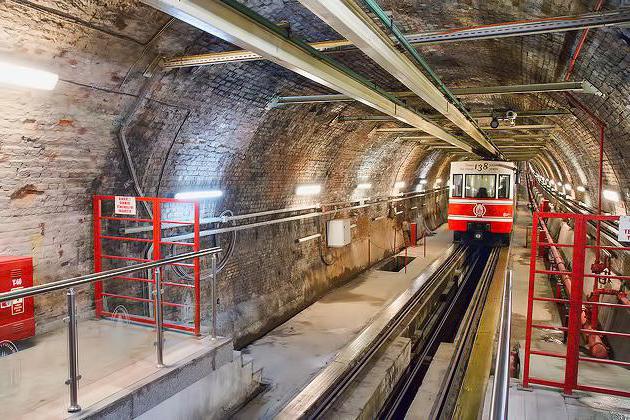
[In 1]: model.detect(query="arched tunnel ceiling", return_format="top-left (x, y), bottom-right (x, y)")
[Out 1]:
top-left (0, 0), bottom-right (628, 219)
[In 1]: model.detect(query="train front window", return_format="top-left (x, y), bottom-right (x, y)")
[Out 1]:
top-left (498, 174), bottom-right (510, 199)
top-left (465, 174), bottom-right (496, 198)
top-left (452, 174), bottom-right (463, 197)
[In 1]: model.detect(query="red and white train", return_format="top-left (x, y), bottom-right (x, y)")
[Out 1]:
top-left (447, 160), bottom-right (516, 245)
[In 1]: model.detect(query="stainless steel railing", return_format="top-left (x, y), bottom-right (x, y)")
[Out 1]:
top-left (489, 269), bottom-right (513, 420)
top-left (0, 246), bottom-right (222, 413)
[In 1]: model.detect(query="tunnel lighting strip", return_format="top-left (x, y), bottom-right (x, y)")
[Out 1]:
top-left (602, 190), bottom-right (620, 202)
top-left (297, 233), bottom-right (322, 243)
top-left (174, 190), bottom-right (223, 199)
top-left (0, 60), bottom-right (58, 90)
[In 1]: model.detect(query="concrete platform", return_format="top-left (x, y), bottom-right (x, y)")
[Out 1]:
top-left (406, 342), bottom-right (455, 419)
top-left (508, 192), bottom-right (630, 417)
top-left (0, 319), bottom-right (259, 419)
top-left (482, 382), bottom-right (630, 420)
top-left (234, 225), bottom-right (454, 419)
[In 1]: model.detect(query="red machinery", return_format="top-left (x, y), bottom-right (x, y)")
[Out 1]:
top-left (448, 160), bottom-right (516, 244)
top-left (0, 256), bottom-right (35, 342)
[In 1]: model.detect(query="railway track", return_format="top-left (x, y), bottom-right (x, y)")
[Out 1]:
top-left (276, 244), bottom-right (503, 419)
top-left (380, 247), bottom-right (501, 419)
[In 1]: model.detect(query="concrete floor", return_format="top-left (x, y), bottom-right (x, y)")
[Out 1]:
top-left (234, 225), bottom-right (454, 419)
top-left (509, 192), bottom-right (630, 418)
top-left (0, 318), bottom-right (216, 419)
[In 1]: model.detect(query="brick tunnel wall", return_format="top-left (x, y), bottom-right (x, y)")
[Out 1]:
top-left (0, 0), bottom-right (627, 343)
top-left (0, 0), bottom-right (449, 340)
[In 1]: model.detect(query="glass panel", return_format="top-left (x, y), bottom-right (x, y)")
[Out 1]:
top-left (0, 288), bottom-right (69, 418)
top-left (498, 174), bottom-right (510, 199)
top-left (451, 174), bottom-right (463, 197)
top-left (465, 174), bottom-right (496, 198)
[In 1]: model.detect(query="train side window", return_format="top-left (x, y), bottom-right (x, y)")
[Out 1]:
top-left (465, 174), bottom-right (496, 198)
top-left (498, 174), bottom-right (510, 199)
top-left (452, 174), bottom-right (463, 197)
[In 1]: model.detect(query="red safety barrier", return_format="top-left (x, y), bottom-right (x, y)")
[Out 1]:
top-left (523, 211), bottom-right (630, 397)
top-left (93, 196), bottom-right (201, 335)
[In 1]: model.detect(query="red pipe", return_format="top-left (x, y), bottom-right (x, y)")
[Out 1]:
top-left (527, 175), bottom-right (609, 358)
top-left (564, 0), bottom-right (604, 81)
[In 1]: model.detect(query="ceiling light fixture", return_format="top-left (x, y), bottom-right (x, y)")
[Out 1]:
top-left (296, 184), bottom-right (322, 196)
top-left (603, 189), bottom-right (620, 202)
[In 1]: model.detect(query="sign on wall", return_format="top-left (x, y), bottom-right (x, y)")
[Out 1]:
top-left (618, 215), bottom-right (630, 242)
top-left (114, 196), bottom-right (136, 215)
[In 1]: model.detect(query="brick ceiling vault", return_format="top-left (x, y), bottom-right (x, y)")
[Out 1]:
top-left (0, 0), bottom-right (628, 219)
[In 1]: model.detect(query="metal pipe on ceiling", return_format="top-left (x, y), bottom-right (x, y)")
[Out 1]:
top-left (161, 9), bottom-right (630, 67)
top-left (270, 81), bottom-right (601, 107)
top-left (141, 0), bottom-right (474, 153)
top-left (336, 109), bottom-right (572, 122)
top-left (296, 0), bottom-right (499, 156)
top-left (480, 124), bottom-right (558, 130)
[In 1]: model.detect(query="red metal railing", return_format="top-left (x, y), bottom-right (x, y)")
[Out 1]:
top-left (93, 196), bottom-right (201, 335)
top-left (523, 211), bottom-right (630, 397)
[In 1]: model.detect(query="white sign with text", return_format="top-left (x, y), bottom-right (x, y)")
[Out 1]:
top-left (114, 196), bottom-right (137, 215)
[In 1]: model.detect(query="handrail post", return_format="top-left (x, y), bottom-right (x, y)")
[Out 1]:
top-left (155, 267), bottom-right (165, 367)
top-left (211, 254), bottom-right (218, 339)
top-left (66, 288), bottom-right (81, 413)
top-left (490, 270), bottom-right (512, 420)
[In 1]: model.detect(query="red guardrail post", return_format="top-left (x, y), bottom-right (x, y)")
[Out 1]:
top-left (152, 199), bottom-right (161, 323)
top-left (523, 211), bottom-right (539, 388)
top-left (564, 214), bottom-right (586, 395)
top-left (93, 196), bottom-right (103, 317)
top-left (193, 202), bottom-right (201, 336)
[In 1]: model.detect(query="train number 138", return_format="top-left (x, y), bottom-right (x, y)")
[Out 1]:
top-left (474, 163), bottom-right (489, 171)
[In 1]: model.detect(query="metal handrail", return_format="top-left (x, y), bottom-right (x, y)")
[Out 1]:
top-left (489, 269), bottom-right (512, 420)
top-left (0, 246), bottom-right (221, 302)
top-left (0, 245), bottom-right (222, 414)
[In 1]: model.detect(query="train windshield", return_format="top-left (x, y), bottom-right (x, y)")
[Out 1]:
top-left (465, 174), bottom-right (496, 198)
top-left (498, 174), bottom-right (511, 199)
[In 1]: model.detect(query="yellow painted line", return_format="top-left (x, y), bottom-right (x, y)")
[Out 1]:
top-left (452, 246), bottom-right (510, 419)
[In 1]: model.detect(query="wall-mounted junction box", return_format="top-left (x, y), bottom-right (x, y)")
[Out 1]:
top-left (327, 219), bottom-right (351, 247)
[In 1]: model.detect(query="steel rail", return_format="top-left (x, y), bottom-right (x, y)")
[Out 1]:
top-left (277, 245), bottom-right (468, 419)
top-left (0, 247), bottom-right (222, 302)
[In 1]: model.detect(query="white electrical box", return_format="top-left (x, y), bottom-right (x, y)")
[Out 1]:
top-left (327, 219), bottom-right (352, 247)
